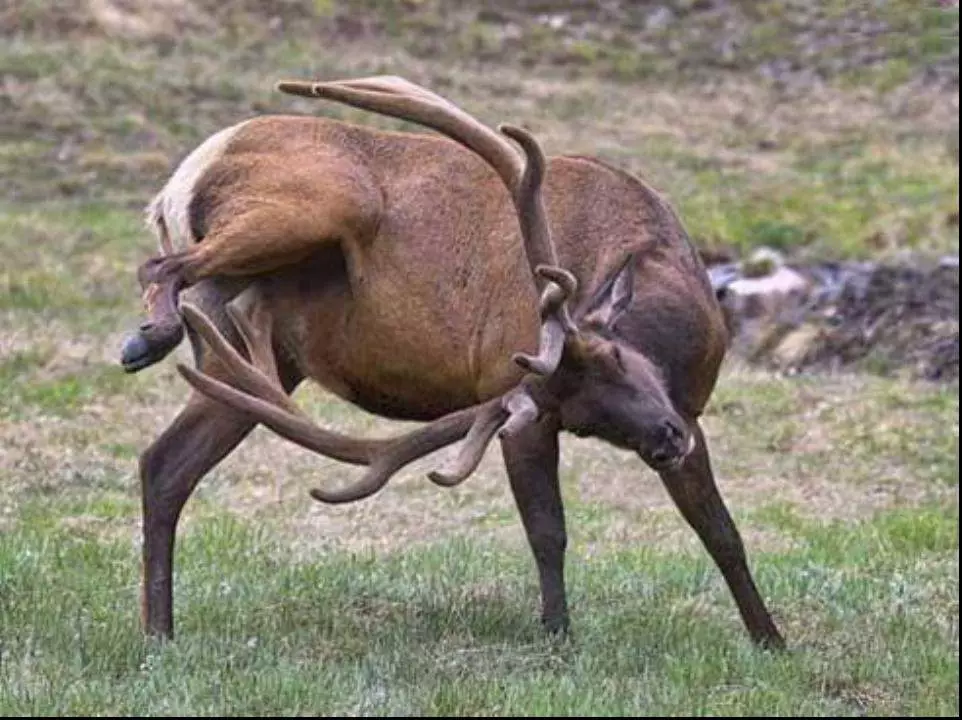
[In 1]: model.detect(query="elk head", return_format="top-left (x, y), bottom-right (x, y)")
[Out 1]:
top-left (534, 260), bottom-right (695, 474)
top-left (176, 76), bottom-right (695, 502)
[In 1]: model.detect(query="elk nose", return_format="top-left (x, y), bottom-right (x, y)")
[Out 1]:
top-left (649, 418), bottom-right (689, 466)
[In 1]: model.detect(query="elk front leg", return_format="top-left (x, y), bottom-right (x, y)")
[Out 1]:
top-left (657, 421), bottom-right (785, 649)
top-left (500, 415), bottom-right (569, 634)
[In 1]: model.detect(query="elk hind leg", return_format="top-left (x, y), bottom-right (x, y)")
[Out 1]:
top-left (140, 344), bottom-right (301, 638)
top-left (123, 174), bottom-right (378, 373)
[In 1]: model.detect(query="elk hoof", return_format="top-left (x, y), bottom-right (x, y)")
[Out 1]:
top-left (542, 614), bottom-right (572, 639)
top-left (120, 320), bottom-right (184, 373)
top-left (756, 631), bottom-right (788, 653)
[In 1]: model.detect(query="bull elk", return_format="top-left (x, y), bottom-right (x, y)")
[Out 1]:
top-left (120, 76), bottom-right (784, 649)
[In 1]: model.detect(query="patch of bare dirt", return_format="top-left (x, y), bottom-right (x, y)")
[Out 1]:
top-left (1, 0), bottom-right (314, 40)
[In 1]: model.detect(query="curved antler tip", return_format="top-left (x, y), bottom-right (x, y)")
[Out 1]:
top-left (309, 487), bottom-right (342, 504)
top-left (497, 417), bottom-right (533, 440)
top-left (512, 351), bottom-right (553, 376)
top-left (275, 80), bottom-right (319, 96)
top-left (499, 123), bottom-right (535, 145)
top-left (535, 264), bottom-right (576, 283)
top-left (512, 352), bottom-right (534, 372)
top-left (427, 469), bottom-right (464, 488)
top-left (497, 411), bottom-right (538, 440)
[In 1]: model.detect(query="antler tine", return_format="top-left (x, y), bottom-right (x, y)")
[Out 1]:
top-left (498, 389), bottom-right (541, 439)
top-left (499, 125), bottom-right (579, 377)
top-left (177, 302), bottom-right (380, 465)
top-left (427, 400), bottom-right (509, 487)
top-left (178, 364), bottom-right (375, 465)
top-left (179, 303), bottom-right (298, 413)
top-left (497, 125), bottom-right (580, 378)
top-left (427, 381), bottom-right (555, 486)
top-left (537, 265), bottom-right (578, 306)
top-left (225, 302), bottom-right (280, 388)
top-left (512, 266), bottom-right (580, 375)
top-left (512, 319), bottom-right (565, 376)
top-left (498, 124), bottom-right (556, 278)
top-left (311, 398), bottom-right (501, 503)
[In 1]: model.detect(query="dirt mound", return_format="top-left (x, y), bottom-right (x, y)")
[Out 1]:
top-left (713, 252), bottom-right (960, 381)
top-left (809, 261), bottom-right (959, 380)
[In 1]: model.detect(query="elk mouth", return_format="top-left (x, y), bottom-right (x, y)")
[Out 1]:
top-left (648, 453), bottom-right (686, 473)
top-left (643, 430), bottom-right (697, 473)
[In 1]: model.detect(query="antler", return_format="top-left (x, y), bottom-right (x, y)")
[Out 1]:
top-left (176, 300), bottom-right (517, 503)
top-left (278, 76), bottom-right (579, 376)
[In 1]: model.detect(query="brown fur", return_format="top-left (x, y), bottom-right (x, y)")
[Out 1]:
top-left (147, 116), bottom-right (722, 416)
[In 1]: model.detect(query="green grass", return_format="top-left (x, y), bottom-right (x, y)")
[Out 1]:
top-left (705, 372), bottom-right (960, 487)
top-left (0, 363), bottom-right (132, 419)
top-left (0, 203), bottom-right (145, 334)
top-left (312, 0), bottom-right (959, 90)
top-left (0, 499), bottom-right (956, 716)
top-left (668, 139), bottom-right (960, 257)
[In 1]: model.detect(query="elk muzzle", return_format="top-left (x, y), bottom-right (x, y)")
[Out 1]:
top-left (641, 416), bottom-right (695, 473)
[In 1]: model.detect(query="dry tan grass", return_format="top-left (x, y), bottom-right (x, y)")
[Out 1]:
top-left (4, 321), bottom-right (953, 562)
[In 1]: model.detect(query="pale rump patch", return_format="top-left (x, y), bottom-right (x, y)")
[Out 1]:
top-left (145, 120), bottom-right (249, 252)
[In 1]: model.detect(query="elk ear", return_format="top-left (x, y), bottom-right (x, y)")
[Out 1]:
top-left (582, 253), bottom-right (635, 330)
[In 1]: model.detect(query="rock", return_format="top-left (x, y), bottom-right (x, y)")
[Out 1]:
top-left (645, 7), bottom-right (675, 31)
top-left (723, 265), bottom-right (811, 320)
top-left (708, 262), bottom-right (740, 294)
top-left (771, 323), bottom-right (824, 370)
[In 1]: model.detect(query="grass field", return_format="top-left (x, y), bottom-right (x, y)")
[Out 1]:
top-left (1, 1), bottom-right (959, 716)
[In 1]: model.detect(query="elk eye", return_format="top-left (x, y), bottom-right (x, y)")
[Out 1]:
top-left (608, 344), bottom-right (626, 373)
